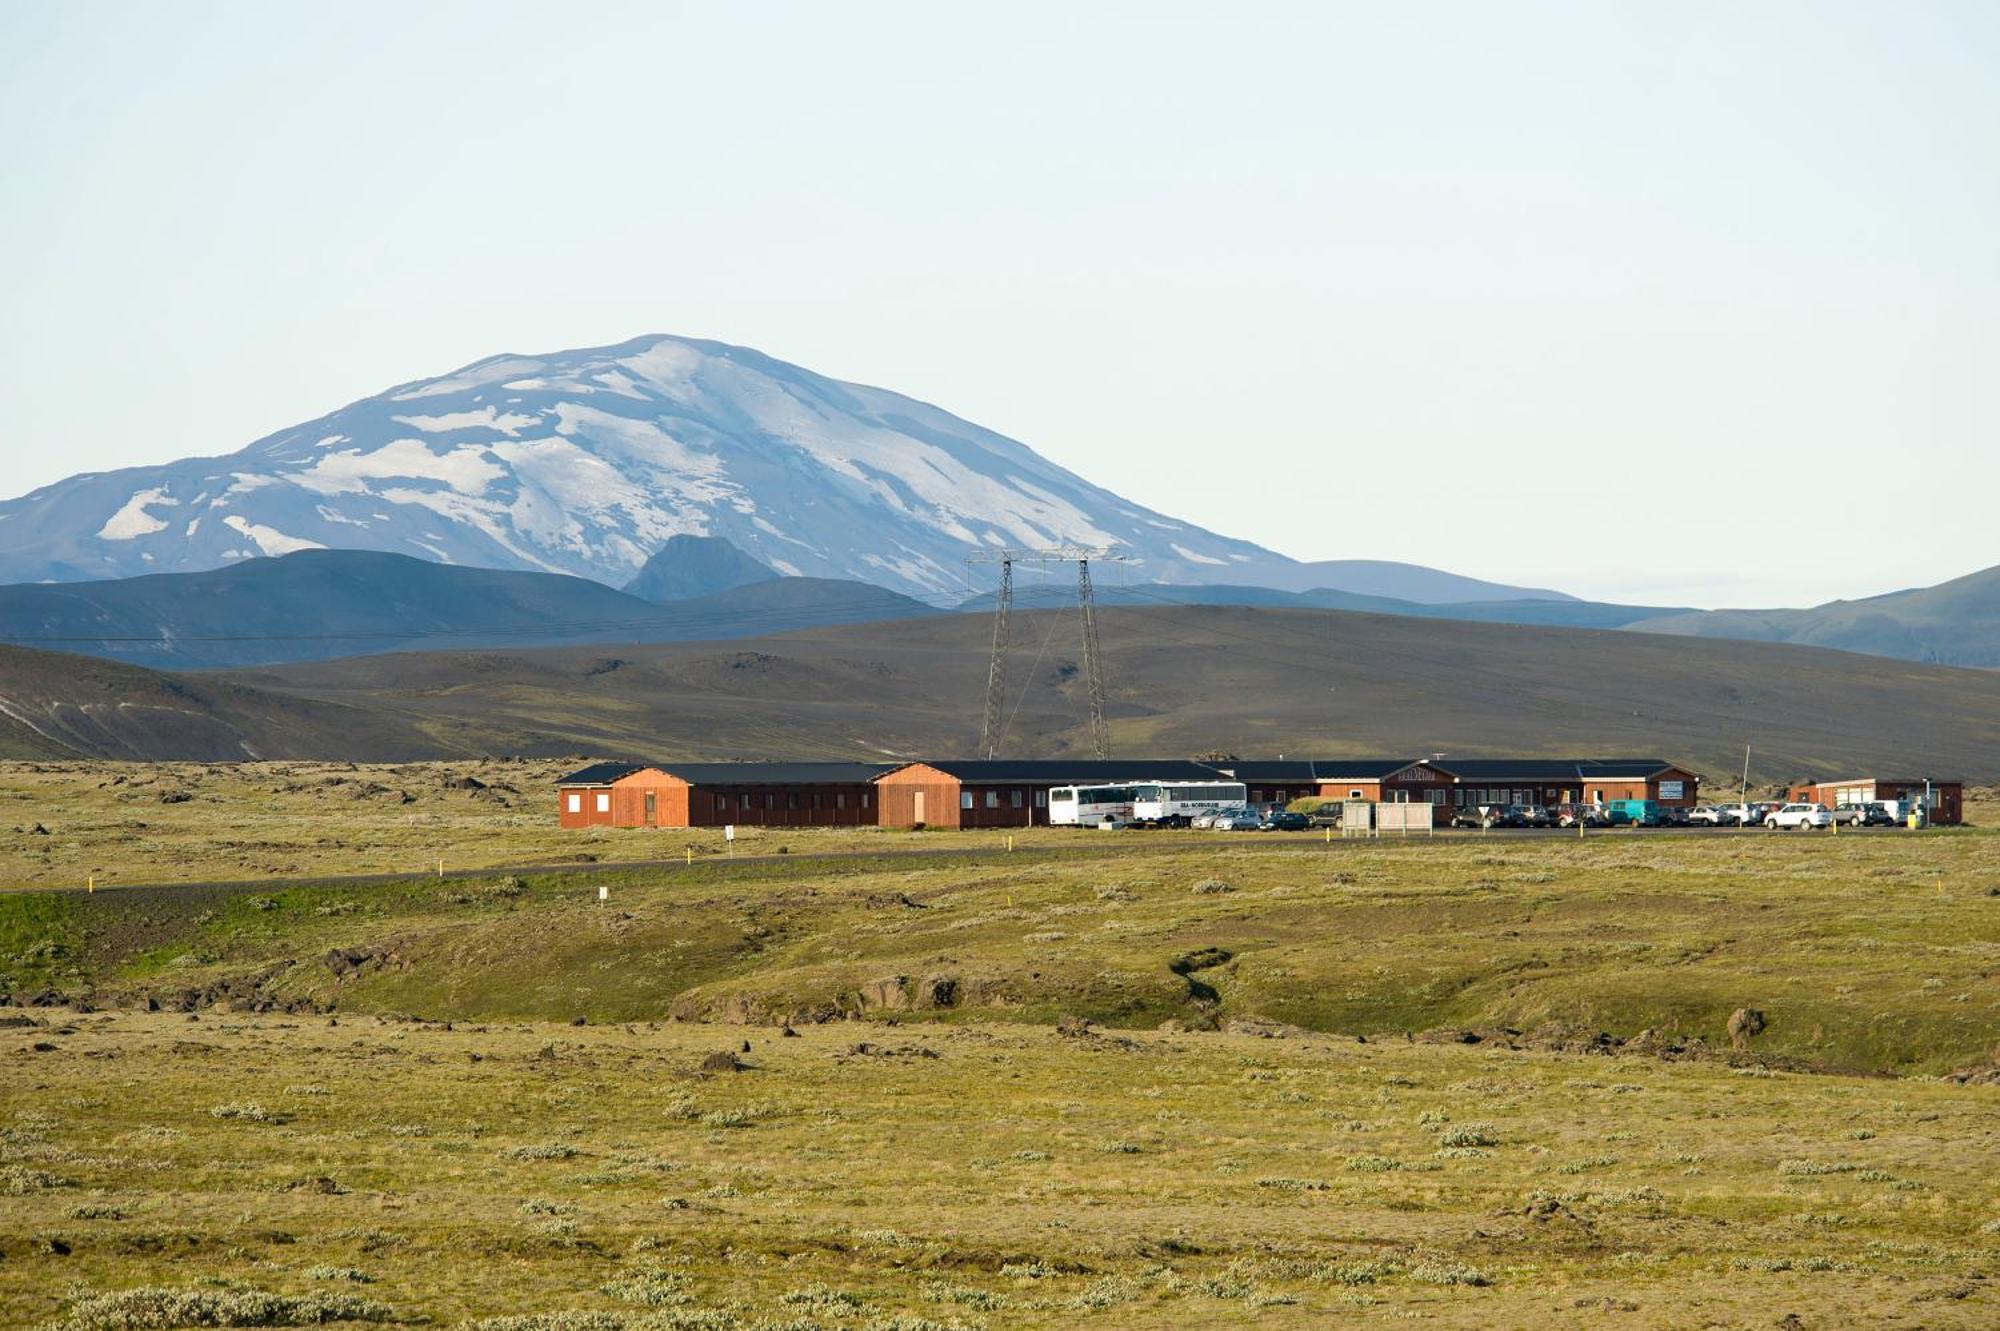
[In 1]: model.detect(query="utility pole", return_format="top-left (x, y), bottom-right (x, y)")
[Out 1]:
top-left (965, 546), bottom-right (1122, 758)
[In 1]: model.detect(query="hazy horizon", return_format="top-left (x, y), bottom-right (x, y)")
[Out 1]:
top-left (3, 1), bottom-right (1994, 608)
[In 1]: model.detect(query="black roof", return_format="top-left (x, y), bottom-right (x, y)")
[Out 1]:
top-left (886, 759), bottom-right (1222, 784)
top-left (1436, 757), bottom-right (1680, 781)
top-left (657, 762), bottom-right (895, 786)
top-left (1211, 759), bottom-right (1431, 781)
top-left (555, 761), bottom-right (652, 786)
top-left (1210, 761), bottom-right (1320, 782)
top-left (556, 760), bottom-right (893, 787)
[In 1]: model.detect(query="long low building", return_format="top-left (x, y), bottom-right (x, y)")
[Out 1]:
top-left (1429, 758), bottom-right (1701, 811)
top-left (556, 761), bottom-right (893, 828)
top-left (558, 754), bottom-right (1705, 829)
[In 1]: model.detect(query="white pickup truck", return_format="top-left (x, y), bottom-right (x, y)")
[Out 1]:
top-left (1765, 802), bottom-right (1833, 830)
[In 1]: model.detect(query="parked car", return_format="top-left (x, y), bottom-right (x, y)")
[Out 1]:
top-left (1765, 802), bottom-right (1833, 830)
top-left (1211, 811), bottom-right (1263, 831)
top-left (1858, 804), bottom-right (1902, 827)
top-left (1828, 805), bottom-right (1867, 826)
top-left (1512, 804), bottom-right (1554, 828)
top-left (1306, 804), bottom-right (1345, 828)
top-left (1606, 799), bottom-right (1663, 826)
top-left (1260, 809), bottom-right (1309, 831)
top-left (1450, 805), bottom-right (1501, 829)
top-left (1688, 804), bottom-right (1743, 826)
top-left (1655, 806), bottom-right (1690, 826)
top-left (1553, 802), bottom-right (1609, 828)
top-left (1189, 812), bottom-right (1220, 829)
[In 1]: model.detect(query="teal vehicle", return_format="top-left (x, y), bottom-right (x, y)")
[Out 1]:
top-left (1606, 799), bottom-right (1662, 826)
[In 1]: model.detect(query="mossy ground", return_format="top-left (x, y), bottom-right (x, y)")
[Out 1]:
top-left (3, 769), bottom-right (1996, 1327)
top-left (3, 1009), bottom-right (1997, 1329)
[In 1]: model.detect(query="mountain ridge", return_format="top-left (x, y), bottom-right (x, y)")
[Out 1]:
top-left (1629, 563), bottom-right (2000, 667)
top-left (0, 332), bottom-right (1565, 605)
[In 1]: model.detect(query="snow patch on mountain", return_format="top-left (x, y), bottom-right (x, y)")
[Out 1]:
top-left (393, 406), bottom-right (540, 435)
top-left (299, 440), bottom-right (508, 497)
top-left (223, 515), bottom-right (323, 557)
top-left (98, 488), bottom-right (178, 540)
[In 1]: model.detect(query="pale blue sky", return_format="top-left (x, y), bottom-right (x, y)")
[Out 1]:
top-left (3, 1), bottom-right (1994, 606)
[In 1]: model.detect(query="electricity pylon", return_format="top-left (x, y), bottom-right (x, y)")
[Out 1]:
top-left (965, 547), bottom-right (1121, 758)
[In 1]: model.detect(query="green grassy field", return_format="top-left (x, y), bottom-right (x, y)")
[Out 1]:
top-left (4, 782), bottom-right (1997, 1328)
top-left (4, 1008), bottom-right (1998, 1330)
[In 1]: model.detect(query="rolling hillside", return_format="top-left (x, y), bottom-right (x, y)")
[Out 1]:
top-left (9, 601), bottom-right (1996, 778)
top-left (0, 645), bottom-right (429, 761)
top-left (208, 604), bottom-right (2000, 782)
top-left (0, 548), bottom-right (940, 669)
top-left (1631, 563), bottom-right (2000, 667)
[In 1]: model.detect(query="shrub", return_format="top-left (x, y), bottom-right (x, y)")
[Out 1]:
top-left (502, 1144), bottom-right (578, 1161)
top-left (1346, 1155), bottom-right (1404, 1172)
top-left (1, 1166), bottom-right (75, 1194)
top-left (44, 1287), bottom-right (393, 1330)
top-left (1778, 1159), bottom-right (1862, 1177)
top-left (209, 1102), bottom-right (275, 1122)
top-left (1438, 1123), bottom-right (1498, 1148)
top-left (1409, 1260), bottom-right (1491, 1287)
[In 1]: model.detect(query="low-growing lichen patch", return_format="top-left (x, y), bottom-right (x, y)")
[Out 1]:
top-left (2, 1007), bottom-right (1995, 1328)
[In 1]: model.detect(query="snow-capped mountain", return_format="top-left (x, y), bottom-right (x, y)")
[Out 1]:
top-left (0, 334), bottom-right (1304, 597)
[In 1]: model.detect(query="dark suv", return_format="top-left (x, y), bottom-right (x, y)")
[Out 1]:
top-left (1260, 808), bottom-right (1309, 831)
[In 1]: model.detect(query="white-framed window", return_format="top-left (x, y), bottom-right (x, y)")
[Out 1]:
top-left (1349, 788), bottom-right (1364, 799)
top-left (1034, 790), bottom-right (1047, 807)
top-left (960, 792), bottom-right (974, 810)
top-left (595, 792), bottom-right (610, 813)
top-left (1010, 789), bottom-right (1023, 808)
top-left (985, 790), bottom-right (999, 809)
top-left (566, 793), bottom-right (581, 813)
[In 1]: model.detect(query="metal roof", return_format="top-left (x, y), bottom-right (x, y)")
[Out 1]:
top-left (1212, 759), bottom-right (1428, 781)
top-left (883, 759), bottom-right (1223, 784)
top-left (556, 761), bottom-right (893, 787)
top-left (654, 762), bottom-right (895, 785)
top-left (555, 761), bottom-right (654, 786)
top-left (1435, 758), bottom-right (1681, 781)
top-left (1309, 758), bottom-right (1431, 780)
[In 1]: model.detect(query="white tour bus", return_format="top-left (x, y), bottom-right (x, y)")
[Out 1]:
top-left (1130, 780), bottom-right (1249, 826)
top-left (1047, 784), bottom-right (1137, 826)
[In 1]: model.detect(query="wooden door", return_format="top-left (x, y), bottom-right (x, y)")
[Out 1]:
top-left (645, 791), bottom-right (657, 825)
top-left (913, 791), bottom-right (926, 824)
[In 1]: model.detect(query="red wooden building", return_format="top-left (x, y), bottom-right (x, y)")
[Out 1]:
top-left (1430, 758), bottom-right (1701, 811)
top-left (555, 761), bottom-right (892, 829)
top-left (1215, 758), bottom-right (1456, 806)
top-left (873, 759), bottom-right (1222, 829)
top-left (1786, 776), bottom-right (1962, 825)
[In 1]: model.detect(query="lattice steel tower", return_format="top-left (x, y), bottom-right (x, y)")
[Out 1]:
top-left (965, 547), bottom-right (1120, 759)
